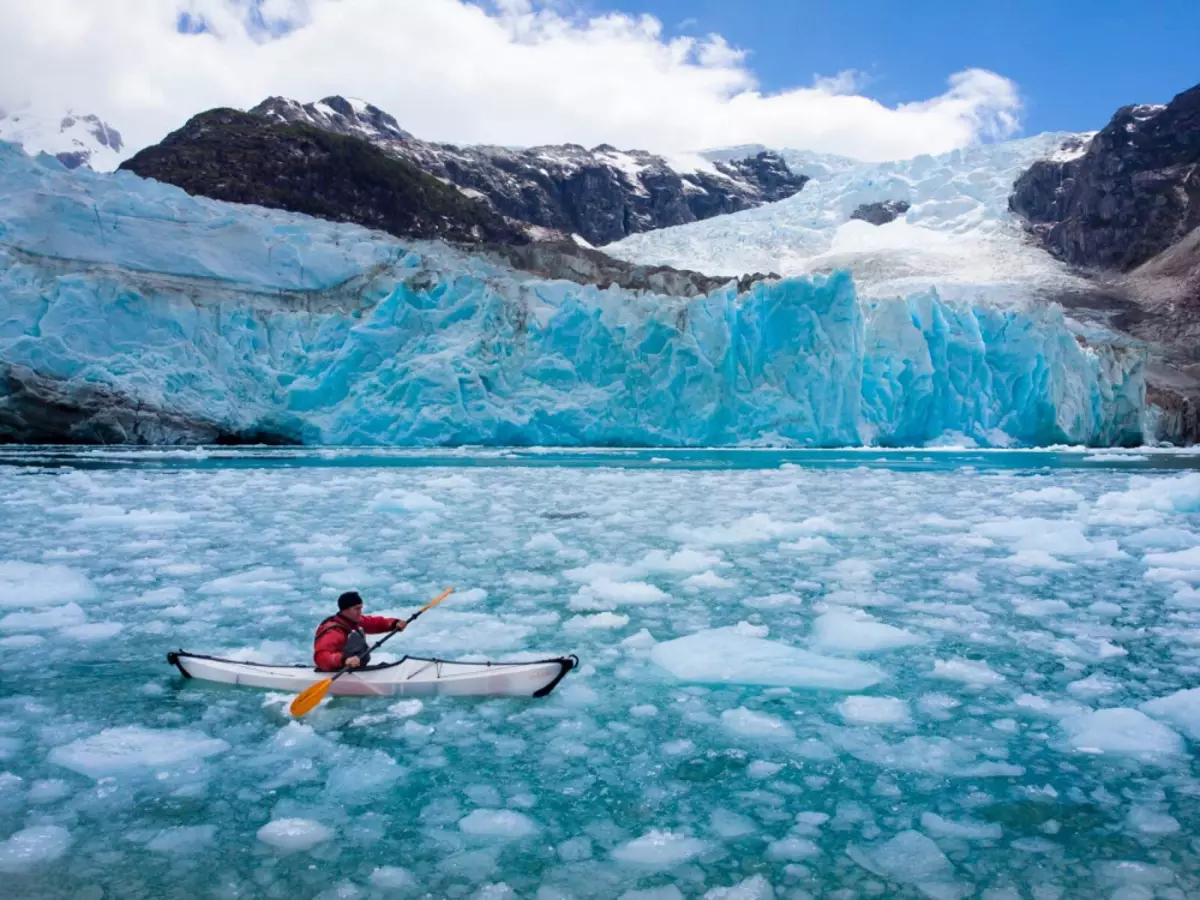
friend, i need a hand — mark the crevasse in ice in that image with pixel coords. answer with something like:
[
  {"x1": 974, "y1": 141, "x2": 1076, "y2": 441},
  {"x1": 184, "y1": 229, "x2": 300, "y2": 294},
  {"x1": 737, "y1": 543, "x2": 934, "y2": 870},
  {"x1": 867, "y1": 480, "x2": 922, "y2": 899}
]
[{"x1": 0, "y1": 141, "x2": 1144, "y2": 446}]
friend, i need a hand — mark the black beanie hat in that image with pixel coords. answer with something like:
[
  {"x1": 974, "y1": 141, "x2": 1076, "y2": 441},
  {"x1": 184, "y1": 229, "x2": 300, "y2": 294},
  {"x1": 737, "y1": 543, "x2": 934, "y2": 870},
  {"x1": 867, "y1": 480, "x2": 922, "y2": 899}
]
[{"x1": 338, "y1": 591, "x2": 364, "y2": 611}]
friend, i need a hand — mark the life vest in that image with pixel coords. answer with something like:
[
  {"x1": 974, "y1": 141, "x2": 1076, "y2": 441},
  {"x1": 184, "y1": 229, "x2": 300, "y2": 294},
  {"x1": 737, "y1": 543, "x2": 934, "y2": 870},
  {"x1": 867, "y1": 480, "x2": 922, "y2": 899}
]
[{"x1": 316, "y1": 614, "x2": 372, "y2": 666}]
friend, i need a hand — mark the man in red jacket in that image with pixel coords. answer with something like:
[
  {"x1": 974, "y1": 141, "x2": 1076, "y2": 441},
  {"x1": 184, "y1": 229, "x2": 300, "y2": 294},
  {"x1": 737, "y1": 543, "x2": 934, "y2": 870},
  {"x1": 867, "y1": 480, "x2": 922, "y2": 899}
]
[{"x1": 313, "y1": 591, "x2": 405, "y2": 672}]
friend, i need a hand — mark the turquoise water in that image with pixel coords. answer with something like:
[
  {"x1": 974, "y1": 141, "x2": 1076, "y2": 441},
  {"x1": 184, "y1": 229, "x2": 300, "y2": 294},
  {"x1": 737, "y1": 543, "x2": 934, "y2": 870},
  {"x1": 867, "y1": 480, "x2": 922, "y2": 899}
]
[{"x1": 1, "y1": 448, "x2": 1199, "y2": 899}]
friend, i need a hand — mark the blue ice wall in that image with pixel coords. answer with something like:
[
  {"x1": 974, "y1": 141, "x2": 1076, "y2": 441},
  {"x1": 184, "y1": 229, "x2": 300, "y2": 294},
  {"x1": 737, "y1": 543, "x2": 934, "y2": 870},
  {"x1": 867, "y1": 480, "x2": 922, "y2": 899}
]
[{"x1": 0, "y1": 142, "x2": 1145, "y2": 446}]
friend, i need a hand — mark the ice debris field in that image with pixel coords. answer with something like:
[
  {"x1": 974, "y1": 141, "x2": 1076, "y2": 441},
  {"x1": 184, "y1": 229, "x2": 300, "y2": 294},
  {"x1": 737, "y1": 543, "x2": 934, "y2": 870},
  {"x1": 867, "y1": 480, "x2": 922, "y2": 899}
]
[
  {"x1": 0, "y1": 141, "x2": 1144, "y2": 448},
  {"x1": 1, "y1": 449, "x2": 1199, "y2": 898}
]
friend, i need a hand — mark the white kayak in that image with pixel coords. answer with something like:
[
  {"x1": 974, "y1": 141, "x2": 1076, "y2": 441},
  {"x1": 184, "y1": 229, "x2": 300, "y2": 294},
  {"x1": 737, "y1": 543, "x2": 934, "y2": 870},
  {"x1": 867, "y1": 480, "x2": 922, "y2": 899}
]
[{"x1": 167, "y1": 650, "x2": 578, "y2": 699}]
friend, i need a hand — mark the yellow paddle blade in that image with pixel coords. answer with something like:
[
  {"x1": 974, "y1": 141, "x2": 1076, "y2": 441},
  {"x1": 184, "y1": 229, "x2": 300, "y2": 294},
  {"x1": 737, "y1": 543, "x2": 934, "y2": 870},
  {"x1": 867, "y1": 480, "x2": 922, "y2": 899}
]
[
  {"x1": 289, "y1": 677, "x2": 333, "y2": 717},
  {"x1": 417, "y1": 587, "x2": 454, "y2": 617}
]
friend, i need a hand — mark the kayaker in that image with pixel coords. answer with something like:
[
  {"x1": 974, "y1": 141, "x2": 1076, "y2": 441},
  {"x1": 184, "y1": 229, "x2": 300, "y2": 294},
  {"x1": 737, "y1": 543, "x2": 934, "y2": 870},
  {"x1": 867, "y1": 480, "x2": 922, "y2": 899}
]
[{"x1": 313, "y1": 591, "x2": 405, "y2": 672}]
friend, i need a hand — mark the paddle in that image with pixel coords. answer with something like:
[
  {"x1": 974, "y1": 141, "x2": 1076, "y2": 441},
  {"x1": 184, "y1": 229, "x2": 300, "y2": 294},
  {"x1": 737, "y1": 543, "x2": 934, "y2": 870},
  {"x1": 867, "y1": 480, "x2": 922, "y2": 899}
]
[{"x1": 289, "y1": 587, "x2": 454, "y2": 717}]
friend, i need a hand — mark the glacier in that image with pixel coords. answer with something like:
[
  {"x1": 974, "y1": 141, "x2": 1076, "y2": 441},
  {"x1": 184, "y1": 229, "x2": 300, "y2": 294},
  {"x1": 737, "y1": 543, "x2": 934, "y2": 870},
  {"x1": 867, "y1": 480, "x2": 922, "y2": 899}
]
[
  {"x1": 608, "y1": 132, "x2": 1098, "y2": 305},
  {"x1": 0, "y1": 140, "x2": 1145, "y2": 446}
]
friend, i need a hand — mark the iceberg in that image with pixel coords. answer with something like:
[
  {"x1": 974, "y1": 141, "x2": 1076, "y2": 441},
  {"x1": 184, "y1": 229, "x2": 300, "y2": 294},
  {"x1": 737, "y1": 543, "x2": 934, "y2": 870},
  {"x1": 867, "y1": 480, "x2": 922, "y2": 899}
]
[{"x1": 0, "y1": 141, "x2": 1144, "y2": 446}]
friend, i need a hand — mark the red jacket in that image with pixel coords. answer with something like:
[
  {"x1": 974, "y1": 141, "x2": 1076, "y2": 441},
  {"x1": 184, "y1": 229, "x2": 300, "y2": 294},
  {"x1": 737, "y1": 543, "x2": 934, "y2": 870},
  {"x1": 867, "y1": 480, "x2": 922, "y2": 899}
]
[{"x1": 313, "y1": 612, "x2": 400, "y2": 672}]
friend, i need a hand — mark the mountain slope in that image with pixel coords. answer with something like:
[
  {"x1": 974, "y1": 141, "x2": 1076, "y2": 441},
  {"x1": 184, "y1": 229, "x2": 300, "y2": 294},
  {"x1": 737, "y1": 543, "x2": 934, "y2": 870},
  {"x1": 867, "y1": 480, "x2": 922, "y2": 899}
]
[
  {"x1": 0, "y1": 106, "x2": 124, "y2": 171},
  {"x1": 1010, "y1": 83, "x2": 1200, "y2": 273},
  {"x1": 251, "y1": 96, "x2": 809, "y2": 246},
  {"x1": 119, "y1": 108, "x2": 527, "y2": 247}
]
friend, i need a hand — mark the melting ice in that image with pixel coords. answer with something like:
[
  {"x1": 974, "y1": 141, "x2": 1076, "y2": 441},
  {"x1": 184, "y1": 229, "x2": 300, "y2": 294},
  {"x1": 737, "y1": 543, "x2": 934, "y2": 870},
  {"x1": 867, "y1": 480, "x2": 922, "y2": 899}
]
[{"x1": 0, "y1": 450, "x2": 1199, "y2": 897}]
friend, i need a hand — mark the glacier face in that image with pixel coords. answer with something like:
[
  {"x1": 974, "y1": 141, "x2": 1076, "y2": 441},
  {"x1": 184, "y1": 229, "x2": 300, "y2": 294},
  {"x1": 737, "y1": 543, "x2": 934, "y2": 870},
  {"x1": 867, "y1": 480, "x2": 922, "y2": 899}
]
[
  {"x1": 0, "y1": 141, "x2": 1145, "y2": 447},
  {"x1": 609, "y1": 133, "x2": 1099, "y2": 306}
]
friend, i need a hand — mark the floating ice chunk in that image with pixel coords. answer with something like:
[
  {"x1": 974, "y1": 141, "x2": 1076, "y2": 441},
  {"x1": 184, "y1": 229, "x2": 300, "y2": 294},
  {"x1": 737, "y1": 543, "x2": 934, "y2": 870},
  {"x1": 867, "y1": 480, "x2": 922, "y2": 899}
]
[
  {"x1": 702, "y1": 875, "x2": 774, "y2": 900},
  {"x1": 0, "y1": 561, "x2": 96, "y2": 609},
  {"x1": 733, "y1": 621, "x2": 769, "y2": 638},
  {"x1": 1011, "y1": 598, "x2": 1071, "y2": 617},
  {"x1": 683, "y1": 571, "x2": 736, "y2": 590},
  {"x1": 370, "y1": 490, "x2": 444, "y2": 512},
  {"x1": 66, "y1": 508, "x2": 190, "y2": 530},
  {"x1": 506, "y1": 572, "x2": 557, "y2": 590},
  {"x1": 1094, "y1": 860, "x2": 1177, "y2": 887},
  {"x1": 1012, "y1": 487, "x2": 1082, "y2": 505},
  {"x1": 630, "y1": 705, "x2": 658, "y2": 718},
  {"x1": 810, "y1": 609, "x2": 924, "y2": 654},
  {"x1": 837, "y1": 696, "x2": 910, "y2": 725},
  {"x1": 1096, "y1": 474, "x2": 1200, "y2": 515},
  {"x1": 146, "y1": 824, "x2": 217, "y2": 854},
  {"x1": 557, "y1": 836, "x2": 592, "y2": 862},
  {"x1": 932, "y1": 659, "x2": 1004, "y2": 686},
  {"x1": 669, "y1": 514, "x2": 811, "y2": 547},
  {"x1": 709, "y1": 808, "x2": 757, "y2": 839},
  {"x1": 619, "y1": 888, "x2": 684, "y2": 900},
  {"x1": 1120, "y1": 526, "x2": 1199, "y2": 550},
  {"x1": 919, "y1": 813, "x2": 1002, "y2": 840},
  {"x1": 573, "y1": 579, "x2": 668, "y2": 609},
  {"x1": 49, "y1": 726, "x2": 230, "y2": 778},
  {"x1": 524, "y1": 533, "x2": 564, "y2": 552},
  {"x1": 1061, "y1": 708, "x2": 1184, "y2": 759},
  {"x1": 257, "y1": 818, "x2": 333, "y2": 851},
  {"x1": 62, "y1": 622, "x2": 124, "y2": 641},
  {"x1": 0, "y1": 825, "x2": 72, "y2": 872},
  {"x1": 1139, "y1": 688, "x2": 1200, "y2": 741},
  {"x1": 199, "y1": 567, "x2": 294, "y2": 595},
  {"x1": 943, "y1": 571, "x2": 981, "y2": 593},
  {"x1": 747, "y1": 760, "x2": 784, "y2": 779},
  {"x1": 459, "y1": 810, "x2": 537, "y2": 839},
  {"x1": 27, "y1": 779, "x2": 71, "y2": 805},
  {"x1": 847, "y1": 830, "x2": 954, "y2": 886},
  {"x1": 611, "y1": 831, "x2": 708, "y2": 869},
  {"x1": 564, "y1": 612, "x2": 630, "y2": 631},
  {"x1": 743, "y1": 593, "x2": 803, "y2": 610},
  {"x1": 370, "y1": 866, "x2": 417, "y2": 890},
  {"x1": 651, "y1": 629, "x2": 883, "y2": 691},
  {"x1": 621, "y1": 629, "x2": 657, "y2": 649},
  {"x1": 1066, "y1": 673, "x2": 1122, "y2": 699},
  {"x1": 721, "y1": 708, "x2": 795, "y2": 741},
  {"x1": 0, "y1": 603, "x2": 86, "y2": 632},
  {"x1": 1014, "y1": 694, "x2": 1088, "y2": 719},
  {"x1": 780, "y1": 536, "x2": 835, "y2": 553},
  {"x1": 767, "y1": 836, "x2": 820, "y2": 860},
  {"x1": 639, "y1": 548, "x2": 724, "y2": 574},
  {"x1": 1126, "y1": 806, "x2": 1180, "y2": 835}
]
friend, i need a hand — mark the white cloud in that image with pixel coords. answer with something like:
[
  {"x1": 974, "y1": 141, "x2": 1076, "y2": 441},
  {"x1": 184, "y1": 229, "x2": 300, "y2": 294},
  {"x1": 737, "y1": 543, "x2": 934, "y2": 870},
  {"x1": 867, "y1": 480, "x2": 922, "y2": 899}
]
[{"x1": 0, "y1": 0, "x2": 1023, "y2": 162}]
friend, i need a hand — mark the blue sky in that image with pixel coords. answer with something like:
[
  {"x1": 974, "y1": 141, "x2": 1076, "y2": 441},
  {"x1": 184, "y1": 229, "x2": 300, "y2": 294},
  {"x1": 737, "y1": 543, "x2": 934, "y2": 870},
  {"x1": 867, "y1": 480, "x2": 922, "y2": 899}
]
[{"x1": 596, "y1": 0, "x2": 1200, "y2": 134}]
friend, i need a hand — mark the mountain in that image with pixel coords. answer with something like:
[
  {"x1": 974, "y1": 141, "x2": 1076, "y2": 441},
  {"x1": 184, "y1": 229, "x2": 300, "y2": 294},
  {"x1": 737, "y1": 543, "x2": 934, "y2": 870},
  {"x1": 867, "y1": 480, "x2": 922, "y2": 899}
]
[
  {"x1": 118, "y1": 108, "x2": 773, "y2": 296},
  {"x1": 119, "y1": 108, "x2": 528, "y2": 247},
  {"x1": 1009, "y1": 84, "x2": 1200, "y2": 273},
  {"x1": 250, "y1": 96, "x2": 809, "y2": 247},
  {"x1": 0, "y1": 106, "x2": 124, "y2": 171}
]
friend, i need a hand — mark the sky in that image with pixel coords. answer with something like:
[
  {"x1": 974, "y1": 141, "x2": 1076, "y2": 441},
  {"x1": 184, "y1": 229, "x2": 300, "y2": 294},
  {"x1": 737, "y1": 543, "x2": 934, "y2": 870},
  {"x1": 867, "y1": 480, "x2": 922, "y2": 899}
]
[
  {"x1": 610, "y1": 0, "x2": 1200, "y2": 136},
  {"x1": 1, "y1": 0, "x2": 1196, "y2": 162}
]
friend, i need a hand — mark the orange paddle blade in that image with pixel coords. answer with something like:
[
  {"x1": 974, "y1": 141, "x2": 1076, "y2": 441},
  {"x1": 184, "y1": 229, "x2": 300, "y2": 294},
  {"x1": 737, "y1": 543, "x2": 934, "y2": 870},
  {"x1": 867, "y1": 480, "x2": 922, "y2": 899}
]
[{"x1": 289, "y1": 677, "x2": 333, "y2": 717}]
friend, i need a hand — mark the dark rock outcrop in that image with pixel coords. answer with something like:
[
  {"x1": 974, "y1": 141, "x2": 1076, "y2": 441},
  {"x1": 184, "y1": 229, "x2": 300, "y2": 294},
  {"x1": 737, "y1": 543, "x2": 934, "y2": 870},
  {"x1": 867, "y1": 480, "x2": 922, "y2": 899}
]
[
  {"x1": 1010, "y1": 83, "x2": 1200, "y2": 272},
  {"x1": 486, "y1": 241, "x2": 777, "y2": 298},
  {"x1": 251, "y1": 96, "x2": 809, "y2": 246},
  {"x1": 849, "y1": 200, "x2": 910, "y2": 226},
  {"x1": 0, "y1": 363, "x2": 298, "y2": 445},
  {"x1": 120, "y1": 109, "x2": 528, "y2": 247}
]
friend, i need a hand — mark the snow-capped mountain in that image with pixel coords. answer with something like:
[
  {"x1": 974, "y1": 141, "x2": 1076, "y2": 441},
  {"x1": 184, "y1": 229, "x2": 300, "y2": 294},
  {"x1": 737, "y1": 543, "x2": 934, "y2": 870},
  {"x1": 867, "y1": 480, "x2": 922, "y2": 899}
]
[
  {"x1": 0, "y1": 106, "x2": 124, "y2": 171},
  {"x1": 250, "y1": 96, "x2": 809, "y2": 246}
]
